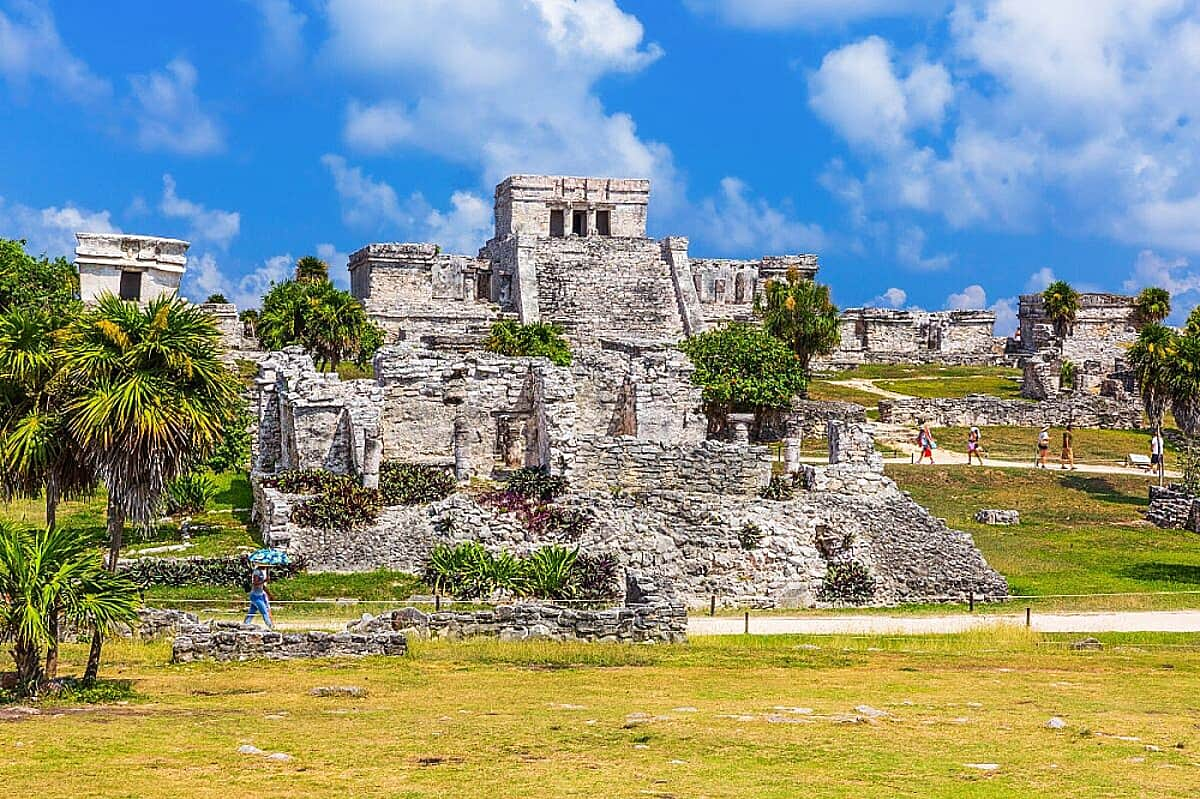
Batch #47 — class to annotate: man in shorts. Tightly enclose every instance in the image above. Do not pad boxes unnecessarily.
[1060,424,1076,470]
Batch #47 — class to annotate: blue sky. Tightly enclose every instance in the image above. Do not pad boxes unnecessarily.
[4,0,1200,332]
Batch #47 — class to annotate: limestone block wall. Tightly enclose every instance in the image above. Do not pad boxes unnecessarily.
[1017,293,1137,370]
[198,302,244,352]
[75,233,188,305]
[347,602,687,644]
[877,393,1144,429]
[493,175,650,238]
[570,436,772,495]
[172,622,408,662]
[689,254,819,325]
[1146,485,1200,531]
[830,308,1000,366]
[758,400,867,442]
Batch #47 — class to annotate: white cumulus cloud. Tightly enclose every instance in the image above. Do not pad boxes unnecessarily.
[129,58,224,155]
[946,283,987,310]
[160,175,241,249]
[0,196,119,259]
[866,287,908,308]
[694,177,826,255]
[0,1,111,103]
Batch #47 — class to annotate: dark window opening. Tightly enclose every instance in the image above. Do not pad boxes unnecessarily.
[119,270,142,302]
[572,210,587,236]
[549,209,565,237]
[596,210,611,236]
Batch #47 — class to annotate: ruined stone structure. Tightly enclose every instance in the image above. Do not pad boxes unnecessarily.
[829,308,1003,367]
[1147,484,1200,531]
[1014,293,1139,400]
[75,233,189,305]
[172,622,408,662]
[877,393,1144,430]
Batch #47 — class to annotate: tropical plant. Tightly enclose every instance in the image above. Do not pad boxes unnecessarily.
[1041,280,1081,337]
[1058,359,1077,392]
[1128,322,1178,485]
[755,269,841,386]
[737,522,764,549]
[0,523,139,695]
[162,472,218,516]
[257,278,384,371]
[60,293,244,567]
[483,320,572,366]
[522,545,579,600]
[203,293,229,305]
[378,462,457,505]
[1168,332,1200,438]
[571,552,620,601]
[0,238,79,314]
[679,322,808,414]
[818,560,876,603]
[294,255,330,283]
[1134,287,1171,326]
[505,467,568,501]
[239,308,260,341]
[758,474,795,501]
[262,468,348,495]
[1187,307,1200,337]
[291,481,382,530]
[204,404,253,473]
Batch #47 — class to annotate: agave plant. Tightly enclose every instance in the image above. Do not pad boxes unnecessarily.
[522,545,579,600]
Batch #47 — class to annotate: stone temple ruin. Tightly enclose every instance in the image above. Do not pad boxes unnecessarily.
[244,174,1008,608]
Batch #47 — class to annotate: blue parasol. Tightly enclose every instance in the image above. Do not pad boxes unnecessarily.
[247,548,290,566]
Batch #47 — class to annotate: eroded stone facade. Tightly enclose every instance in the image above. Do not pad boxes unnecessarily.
[76,233,188,305]
[829,308,1003,367]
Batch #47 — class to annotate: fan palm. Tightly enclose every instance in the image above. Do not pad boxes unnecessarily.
[258,279,382,371]
[1134,287,1171,326]
[755,268,841,393]
[0,522,139,695]
[1129,323,1178,485]
[294,255,330,283]
[1041,280,1080,337]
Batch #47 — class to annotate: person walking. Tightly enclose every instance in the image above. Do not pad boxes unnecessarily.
[1060,424,1076,470]
[1151,431,1164,478]
[916,421,937,464]
[1037,425,1051,468]
[966,426,984,466]
[244,564,274,628]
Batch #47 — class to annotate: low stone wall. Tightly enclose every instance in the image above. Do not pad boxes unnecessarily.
[758,400,866,441]
[570,436,772,495]
[877,393,1144,429]
[1147,484,1200,530]
[63,607,200,643]
[346,601,687,644]
[171,622,408,662]
[975,509,1020,525]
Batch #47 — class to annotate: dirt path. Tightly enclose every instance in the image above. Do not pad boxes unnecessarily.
[690,609,1200,636]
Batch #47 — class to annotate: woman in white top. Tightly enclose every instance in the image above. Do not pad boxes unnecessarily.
[1037,426,1050,469]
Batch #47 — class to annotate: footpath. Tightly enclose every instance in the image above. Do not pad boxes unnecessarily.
[689,609,1200,636]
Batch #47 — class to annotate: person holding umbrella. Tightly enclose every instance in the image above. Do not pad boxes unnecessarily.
[244,549,287,628]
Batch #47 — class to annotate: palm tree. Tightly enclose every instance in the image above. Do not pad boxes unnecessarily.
[60,293,244,569]
[755,268,841,394]
[258,278,382,371]
[1129,322,1178,485]
[1134,287,1171,326]
[1042,280,1081,338]
[0,522,139,695]
[295,255,330,283]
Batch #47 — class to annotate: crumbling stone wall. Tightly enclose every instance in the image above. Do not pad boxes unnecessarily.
[877,393,1144,429]
[1017,293,1137,371]
[828,308,1002,367]
[1147,484,1200,531]
[347,601,687,644]
[689,254,819,326]
[493,175,650,239]
[172,623,408,662]
[571,436,772,495]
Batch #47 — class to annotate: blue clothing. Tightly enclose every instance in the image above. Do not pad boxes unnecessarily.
[245,592,272,627]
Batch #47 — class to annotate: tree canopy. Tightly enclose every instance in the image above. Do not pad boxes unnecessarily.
[0,238,78,313]
[678,322,807,414]
[755,269,840,388]
[1041,280,1081,337]
[483,320,572,366]
[1134,287,1171,325]
[257,265,383,371]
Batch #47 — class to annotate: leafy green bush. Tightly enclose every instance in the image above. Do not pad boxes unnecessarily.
[737,522,763,549]
[206,404,254,472]
[420,543,616,601]
[118,554,305,587]
[292,482,382,530]
[263,469,348,495]
[483,320,572,366]
[679,322,808,413]
[379,462,457,505]
[162,472,218,516]
[1059,359,1077,391]
[758,474,795,501]
[522,545,578,599]
[204,293,229,304]
[505,467,568,501]
[818,561,876,603]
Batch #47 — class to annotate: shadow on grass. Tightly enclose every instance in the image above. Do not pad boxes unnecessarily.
[1119,562,1200,585]
[1060,475,1147,508]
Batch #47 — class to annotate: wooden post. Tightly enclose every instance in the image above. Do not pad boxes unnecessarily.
[435,593,441,612]
[1025,607,1031,627]
[710,595,716,616]
[968,593,974,613]
[743,611,750,635]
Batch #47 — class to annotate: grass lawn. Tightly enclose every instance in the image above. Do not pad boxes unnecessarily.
[876,374,1025,400]
[0,470,259,559]
[821,363,1023,382]
[889,465,1200,601]
[4,631,1200,798]
[807,379,885,407]
[929,426,1174,467]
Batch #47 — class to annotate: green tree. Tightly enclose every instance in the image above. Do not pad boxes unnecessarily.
[0,523,139,695]
[755,269,840,392]
[203,293,229,304]
[239,307,260,341]
[294,255,330,283]
[1042,280,1081,337]
[1129,322,1178,485]
[258,278,383,371]
[0,238,78,313]
[1134,287,1171,326]
[483,320,572,366]
[679,322,808,415]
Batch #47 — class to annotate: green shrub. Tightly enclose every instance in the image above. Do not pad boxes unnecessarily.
[206,404,254,472]
[118,554,305,588]
[522,545,579,600]
[818,561,876,603]
[292,482,381,530]
[506,467,568,501]
[163,473,217,516]
[737,522,763,549]
[483,320,572,366]
[1059,359,1077,391]
[758,475,795,501]
[420,543,613,601]
[572,551,620,601]
[263,469,348,495]
[679,322,808,413]
[379,462,457,505]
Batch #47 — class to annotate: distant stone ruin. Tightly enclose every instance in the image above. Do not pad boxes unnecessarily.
[75,233,189,306]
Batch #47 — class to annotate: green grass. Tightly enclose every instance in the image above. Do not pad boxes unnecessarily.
[929,425,1176,467]
[889,465,1200,599]
[5,631,1200,797]
[807,380,884,407]
[336,361,375,380]
[876,374,1025,400]
[821,363,1023,381]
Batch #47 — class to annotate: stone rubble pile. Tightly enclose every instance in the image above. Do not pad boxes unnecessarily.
[171,622,408,662]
